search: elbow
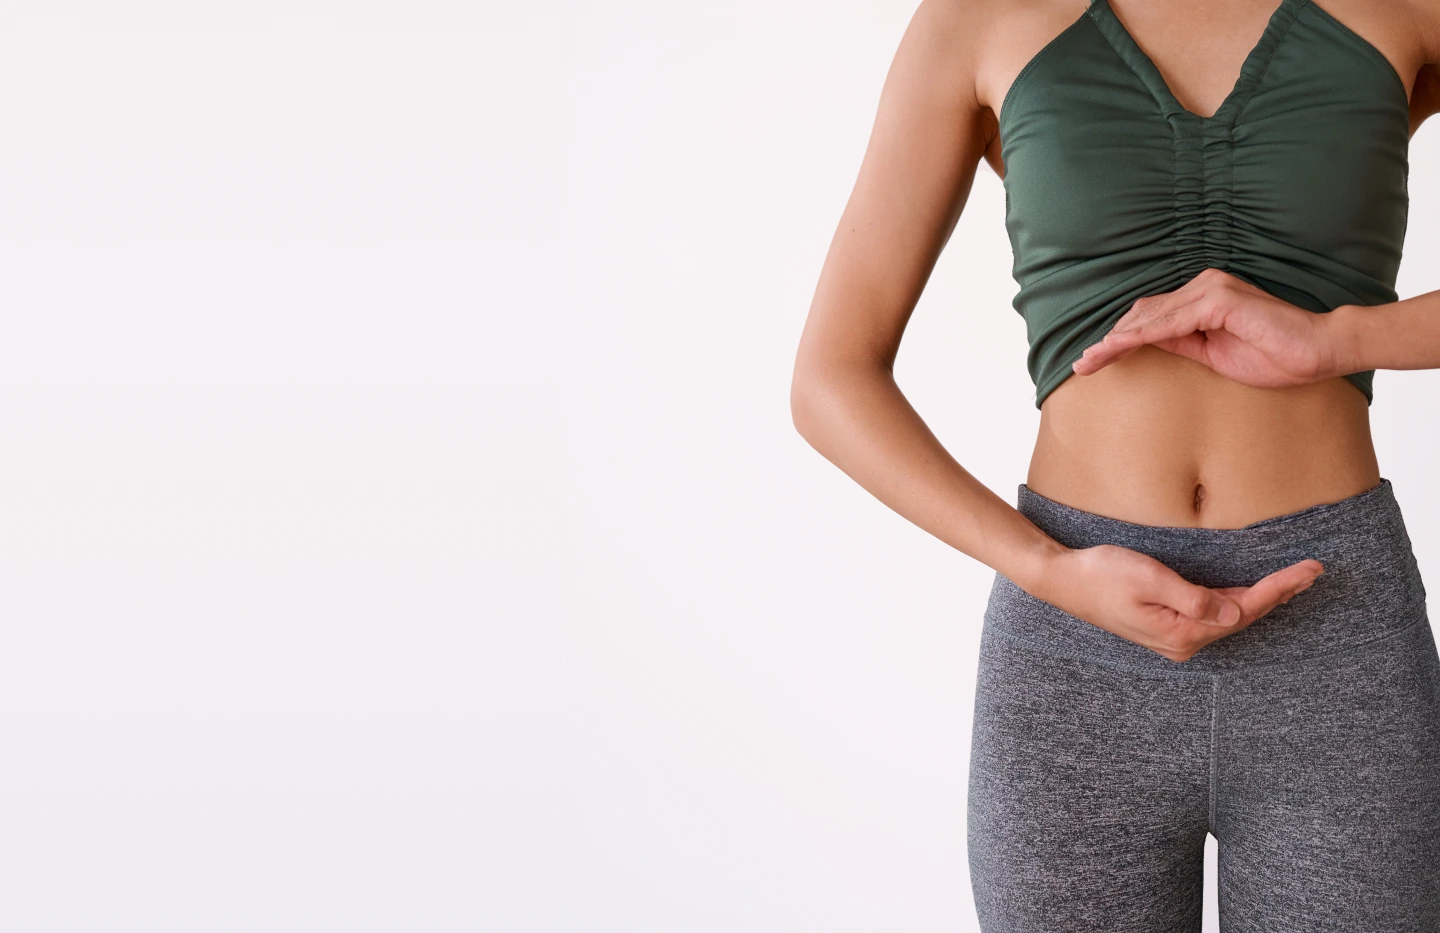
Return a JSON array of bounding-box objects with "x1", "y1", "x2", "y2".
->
[
  {"x1": 791, "y1": 339, "x2": 887, "y2": 446},
  {"x1": 790, "y1": 352, "x2": 848, "y2": 448},
  {"x1": 790, "y1": 360, "x2": 819, "y2": 442}
]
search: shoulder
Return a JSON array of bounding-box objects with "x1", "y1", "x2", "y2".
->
[
  {"x1": 874, "y1": 0, "x2": 1012, "y2": 135},
  {"x1": 1385, "y1": 0, "x2": 1440, "y2": 130},
  {"x1": 1397, "y1": 0, "x2": 1440, "y2": 63},
  {"x1": 1408, "y1": 0, "x2": 1440, "y2": 136},
  {"x1": 895, "y1": 0, "x2": 1084, "y2": 103},
  {"x1": 900, "y1": 0, "x2": 1094, "y2": 153},
  {"x1": 890, "y1": 0, "x2": 997, "y2": 90}
]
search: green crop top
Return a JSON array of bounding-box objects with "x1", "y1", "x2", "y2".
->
[{"x1": 1000, "y1": 0, "x2": 1410, "y2": 408}]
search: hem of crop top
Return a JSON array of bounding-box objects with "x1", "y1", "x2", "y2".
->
[{"x1": 1033, "y1": 349, "x2": 1376, "y2": 411}]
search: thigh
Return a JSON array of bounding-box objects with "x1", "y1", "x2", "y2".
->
[
  {"x1": 1215, "y1": 619, "x2": 1440, "y2": 932},
  {"x1": 967, "y1": 629, "x2": 1214, "y2": 933}
]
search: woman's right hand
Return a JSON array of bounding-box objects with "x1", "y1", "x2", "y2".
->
[{"x1": 1030, "y1": 544, "x2": 1324, "y2": 662}]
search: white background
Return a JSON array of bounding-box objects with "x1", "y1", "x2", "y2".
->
[{"x1": 2, "y1": 1, "x2": 1438, "y2": 930}]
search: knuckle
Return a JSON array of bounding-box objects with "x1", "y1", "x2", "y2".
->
[
  {"x1": 1170, "y1": 638, "x2": 1200, "y2": 662},
  {"x1": 1137, "y1": 561, "x2": 1166, "y2": 583},
  {"x1": 1156, "y1": 626, "x2": 1206, "y2": 661}
]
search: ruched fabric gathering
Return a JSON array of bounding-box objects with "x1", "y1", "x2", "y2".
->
[{"x1": 998, "y1": 0, "x2": 1410, "y2": 408}]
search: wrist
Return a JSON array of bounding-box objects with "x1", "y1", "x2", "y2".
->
[
  {"x1": 1323, "y1": 303, "x2": 1371, "y2": 377},
  {"x1": 1008, "y1": 536, "x2": 1071, "y2": 603}
]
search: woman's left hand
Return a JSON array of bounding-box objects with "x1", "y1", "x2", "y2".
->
[{"x1": 1070, "y1": 268, "x2": 1348, "y2": 388}]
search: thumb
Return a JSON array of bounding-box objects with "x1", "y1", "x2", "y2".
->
[
  {"x1": 1158, "y1": 575, "x2": 1240, "y2": 626},
  {"x1": 1200, "y1": 593, "x2": 1243, "y2": 627}
]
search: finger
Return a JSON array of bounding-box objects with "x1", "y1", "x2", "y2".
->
[
  {"x1": 1209, "y1": 560, "x2": 1324, "y2": 623},
  {"x1": 1110, "y1": 291, "x2": 1177, "y2": 333},
  {"x1": 1152, "y1": 332, "x2": 1213, "y2": 366},
  {"x1": 1074, "y1": 301, "x2": 1208, "y2": 374},
  {"x1": 1070, "y1": 294, "x2": 1176, "y2": 374},
  {"x1": 1151, "y1": 573, "x2": 1241, "y2": 627},
  {"x1": 1073, "y1": 331, "x2": 1144, "y2": 373},
  {"x1": 1105, "y1": 299, "x2": 1209, "y2": 353},
  {"x1": 1230, "y1": 559, "x2": 1324, "y2": 622},
  {"x1": 1073, "y1": 343, "x2": 1143, "y2": 374}
]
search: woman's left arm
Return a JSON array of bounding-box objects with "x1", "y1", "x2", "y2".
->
[
  {"x1": 1329, "y1": 291, "x2": 1440, "y2": 372},
  {"x1": 1361, "y1": 37, "x2": 1440, "y2": 373}
]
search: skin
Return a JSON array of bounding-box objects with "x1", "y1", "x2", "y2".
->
[{"x1": 790, "y1": 0, "x2": 1440, "y2": 663}]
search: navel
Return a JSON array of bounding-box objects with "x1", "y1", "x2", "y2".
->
[{"x1": 1192, "y1": 482, "x2": 1207, "y2": 515}]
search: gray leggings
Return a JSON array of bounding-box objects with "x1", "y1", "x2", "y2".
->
[{"x1": 968, "y1": 478, "x2": 1440, "y2": 932}]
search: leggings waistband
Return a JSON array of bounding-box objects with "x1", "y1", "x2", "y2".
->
[{"x1": 984, "y1": 478, "x2": 1430, "y2": 673}]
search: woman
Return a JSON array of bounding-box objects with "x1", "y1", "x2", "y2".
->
[{"x1": 790, "y1": 0, "x2": 1440, "y2": 928}]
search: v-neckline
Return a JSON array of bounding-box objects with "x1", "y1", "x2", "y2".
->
[{"x1": 1088, "y1": 0, "x2": 1305, "y2": 125}]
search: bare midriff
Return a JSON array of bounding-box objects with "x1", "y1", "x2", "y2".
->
[{"x1": 1025, "y1": 345, "x2": 1381, "y2": 529}]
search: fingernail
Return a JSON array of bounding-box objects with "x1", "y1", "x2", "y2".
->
[{"x1": 1219, "y1": 602, "x2": 1239, "y2": 625}]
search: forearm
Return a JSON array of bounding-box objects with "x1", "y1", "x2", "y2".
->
[
  {"x1": 790, "y1": 358, "x2": 1066, "y2": 594},
  {"x1": 1330, "y1": 290, "x2": 1440, "y2": 373}
]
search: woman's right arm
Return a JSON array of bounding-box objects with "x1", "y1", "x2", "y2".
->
[{"x1": 789, "y1": 0, "x2": 1320, "y2": 661}]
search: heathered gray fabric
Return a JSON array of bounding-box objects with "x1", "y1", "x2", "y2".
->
[{"x1": 967, "y1": 478, "x2": 1440, "y2": 932}]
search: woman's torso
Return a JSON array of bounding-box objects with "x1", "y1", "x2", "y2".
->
[
  {"x1": 976, "y1": 0, "x2": 1435, "y2": 528},
  {"x1": 1027, "y1": 345, "x2": 1380, "y2": 527}
]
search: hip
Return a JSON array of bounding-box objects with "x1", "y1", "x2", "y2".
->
[{"x1": 983, "y1": 476, "x2": 1433, "y2": 674}]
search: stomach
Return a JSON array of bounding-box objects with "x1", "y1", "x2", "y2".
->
[{"x1": 1025, "y1": 345, "x2": 1381, "y2": 528}]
